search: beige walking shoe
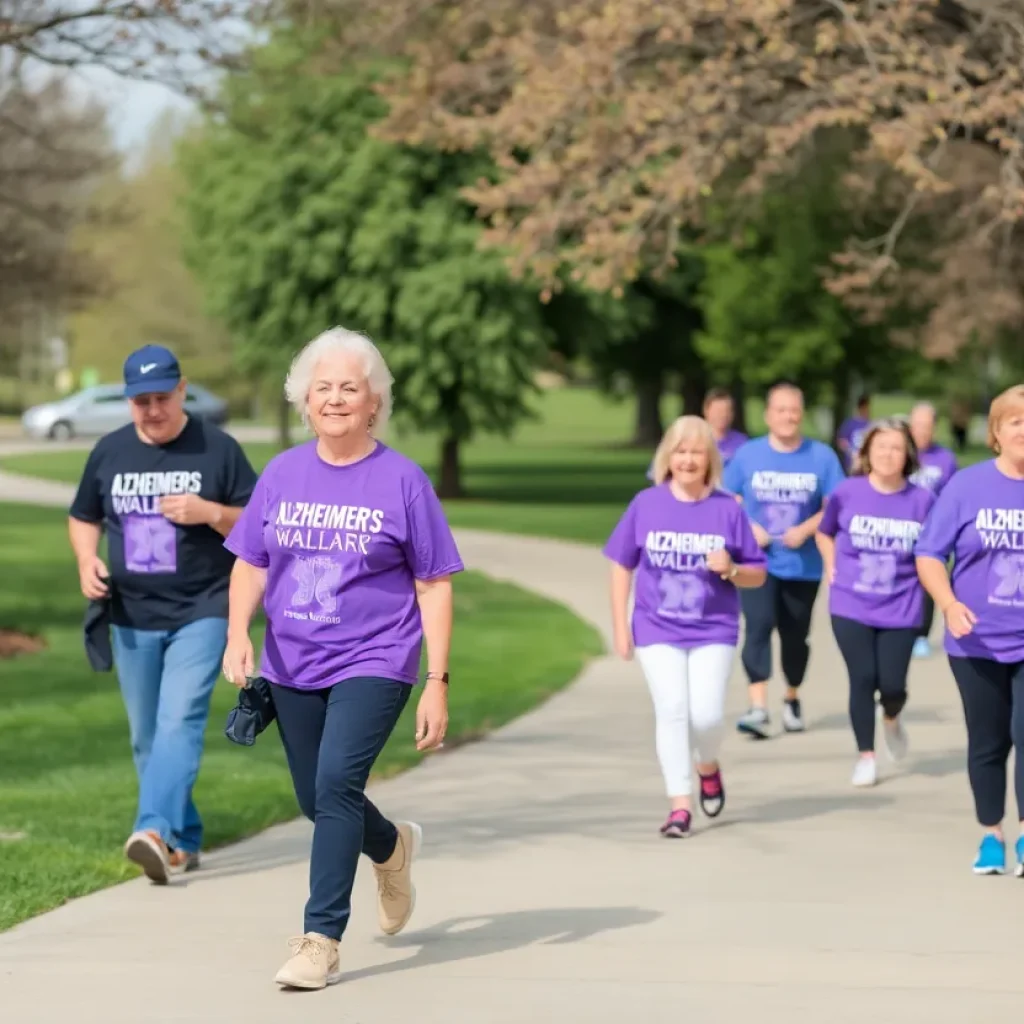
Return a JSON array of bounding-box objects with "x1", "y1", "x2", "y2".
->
[
  {"x1": 273, "y1": 933, "x2": 341, "y2": 989},
  {"x1": 124, "y1": 830, "x2": 171, "y2": 884},
  {"x1": 372, "y1": 821, "x2": 422, "y2": 936}
]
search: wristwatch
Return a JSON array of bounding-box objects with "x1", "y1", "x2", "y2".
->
[
  {"x1": 724, "y1": 565, "x2": 739, "y2": 580},
  {"x1": 425, "y1": 671, "x2": 449, "y2": 685}
]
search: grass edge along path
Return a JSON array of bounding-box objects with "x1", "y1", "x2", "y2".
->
[{"x1": 0, "y1": 502, "x2": 604, "y2": 932}]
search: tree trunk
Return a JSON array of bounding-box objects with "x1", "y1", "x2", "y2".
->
[
  {"x1": 277, "y1": 390, "x2": 291, "y2": 451},
  {"x1": 830, "y1": 364, "x2": 850, "y2": 451},
  {"x1": 632, "y1": 373, "x2": 664, "y2": 447},
  {"x1": 731, "y1": 374, "x2": 748, "y2": 434},
  {"x1": 679, "y1": 363, "x2": 708, "y2": 417},
  {"x1": 437, "y1": 435, "x2": 463, "y2": 499}
]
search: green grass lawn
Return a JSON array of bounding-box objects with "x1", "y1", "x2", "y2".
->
[
  {"x1": 0, "y1": 387, "x2": 991, "y2": 547},
  {"x1": 0, "y1": 503, "x2": 603, "y2": 931}
]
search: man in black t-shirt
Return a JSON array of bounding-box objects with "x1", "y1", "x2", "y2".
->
[{"x1": 68, "y1": 344, "x2": 258, "y2": 884}]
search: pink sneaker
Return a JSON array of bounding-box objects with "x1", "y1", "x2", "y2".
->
[
  {"x1": 698, "y1": 768, "x2": 726, "y2": 818},
  {"x1": 659, "y1": 808, "x2": 692, "y2": 838}
]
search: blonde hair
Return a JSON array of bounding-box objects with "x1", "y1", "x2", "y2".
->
[
  {"x1": 987, "y1": 385, "x2": 1024, "y2": 453},
  {"x1": 650, "y1": 415, "x2": 723, "y2": 488},
  {"x1": 284, "y1": 326, "x2": 394, "y2": 436}
]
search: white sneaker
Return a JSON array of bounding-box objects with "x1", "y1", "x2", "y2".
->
[
  {"x1": 879, "y1": 706, "x2": 909, "y2": 763},
  {"x1": 852, "y1": 757, "x2": 877, "y2": 787}
]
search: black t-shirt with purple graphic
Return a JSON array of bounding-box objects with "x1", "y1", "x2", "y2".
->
[{"x1": 70, "y1": 418, "x2": 258, "y2": 630}]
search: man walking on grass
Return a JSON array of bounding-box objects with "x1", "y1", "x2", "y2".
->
[{"x1": 68, "y1": 344, "x2": 258, "y2": 883}]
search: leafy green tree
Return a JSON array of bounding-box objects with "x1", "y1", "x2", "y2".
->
[{"x1": 178, "y1": 43, "x2": 551, "y2": 495}]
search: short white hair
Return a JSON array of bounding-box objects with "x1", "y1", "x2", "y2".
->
[
  {"x1": 910, "y1": 401, "x2": 936, "y2": 422},
  {"x1": 284, "y1": 326, "x2": 394, "y2": 435}
]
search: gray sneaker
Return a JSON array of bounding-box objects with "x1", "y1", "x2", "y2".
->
[
  {"x1": 782, "y1": 699, "x2": 805, "y2": 733},
  {"x1": 737, "y1": 706, "x2": 771, "y2": 739},
  {"x1": 878, "y1": 705, "x2": 908, "y2": 762}
]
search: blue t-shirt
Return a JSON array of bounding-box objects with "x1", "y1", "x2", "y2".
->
[
  {"x1": 69, "y1": 418, "x2": 259, "y2": 630},
  {"x1": 723, "y1": 436, "x2": 846, "y2": 580}
]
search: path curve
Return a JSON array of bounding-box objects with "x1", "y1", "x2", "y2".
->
[{"x1": 0, "y1": 475, "x2": 1021, "y2": 1022}]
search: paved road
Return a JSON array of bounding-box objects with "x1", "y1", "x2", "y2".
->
[{"x1": 0, "y1": 484, "x2": 1020, "y2": 1021}]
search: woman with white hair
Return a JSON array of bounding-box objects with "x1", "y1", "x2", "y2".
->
[
  {"x1": 605, "y1": 416, "x2": 767, "y2": 838},
  {"x1": 222, "y1": 327, "x2": 463, "y2": 988}
]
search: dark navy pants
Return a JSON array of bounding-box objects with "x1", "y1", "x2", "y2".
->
[
  {"x1": 271, "y1": 676, "x2": 411, "y2": 940},
  {"x1": 739, "y1": 574, "x2": 820, "y2": 688}
]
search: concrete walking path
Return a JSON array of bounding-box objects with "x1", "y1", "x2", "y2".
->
[{"x1": 0, "y1": 477, "x2": 1021, "y2": 1022}]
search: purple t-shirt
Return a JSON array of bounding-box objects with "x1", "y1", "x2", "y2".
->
[
  {"x1": 909, "y1": 444, "x2": 958, "y2": 496},
  {"x1": 603, "y1": 485, "x2": 766, "y2": 649},
  {"x1": 224, "y1": 441, "x2": 465, "y2": 689},
  {"x1": 818, "y1": 476, "x2": 935, "y2": 629},
  {"x1": 837, "y1": 416, "x2": 870, "y2": 470},
  {"x1": 915, "y1": 460, "x2": 1024, "y2": 664}
]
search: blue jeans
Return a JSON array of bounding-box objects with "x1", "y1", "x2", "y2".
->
[
  {"x1": 271, "y1": 677, "x2": 411, "y2": 940},
  {"x1": 111, "y1": 617, "x2": 227, "y2": 853}
]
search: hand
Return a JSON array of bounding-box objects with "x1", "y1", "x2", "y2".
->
[
  {"x1": 222, "y1": 633, "x2": 255, "y2": 688},
  {"x1": 159, "y1": 494, "x2": 217, "y2": 527},
  {"x1": 706, "y1": 549, "x2": 734, "y2": 578},
  {"x1": 415, "y1": 679, "x2": 448, "y2": 751},
  {"x1": 943, "y1": 601, "x2": 977, "y2": 639},
  {"x1": 613, "y1": 627, "x2": 633, "y2": 660},
  {"x1": 78, "y1": 555, "x2": 109, "y2": 600},
  {"x1": 751, "y1": 523, "x2": 772, "y2": 548},
  {"x1": 781, "y1": 525, "x2": 806, "y2": 549}
]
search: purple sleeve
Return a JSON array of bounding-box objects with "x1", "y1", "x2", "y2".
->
[
  {"x1": 404, "y1": 484, "x2": 465, "y2": 580},
  {"x1": 818, "y1": 485, "x2": 842, "y2": 536},
  {"x1": 223, "y1": 471, "x2": 271, "y2": 568},
  {"x1": 734, "y1": 507, "x2": 767, "y2": 567},
  {"x1": 915, "y1": 482, "x2": 960, "y2": 560},
  {"x1": 603, "y1": 499, "x2": 642, "y2": 569}
]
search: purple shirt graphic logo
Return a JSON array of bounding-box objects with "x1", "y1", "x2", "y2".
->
[
  {"x1": 289, "y1": 556, "x2": 343, "y2": 616},
  {"x1": 657, "y1": 571, "x2": 706, "y2": 621},
  {"x1": 988, "y1": 552, "x2": 1024, "y2": 604},
  {"x1": 764, "y1": 503, "x2": 801, "y2": 536},
  {"x1": 855, "y1": 551, "x2": 897, "y2": 595},
  {"x1": 123, "y1": 514, "x2": 177, "y2": 574}
]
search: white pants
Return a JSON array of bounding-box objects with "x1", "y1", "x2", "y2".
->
[{"x1": 635, "y1": 643, "x2": 735, "y2": 797}]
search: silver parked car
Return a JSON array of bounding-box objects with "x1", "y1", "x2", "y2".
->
[{"x1": 20, "y1": 383, "x2": 229, "y2": 440}]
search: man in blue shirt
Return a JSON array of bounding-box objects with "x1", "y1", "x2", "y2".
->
[
  {"x1": 68, "y1": 345, "x2": 258, "y2": 883},
  {"x1": 723, "y1": 382, "x2": 845, "y2": 737}
]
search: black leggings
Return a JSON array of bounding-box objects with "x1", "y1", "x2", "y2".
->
[
  {"x1": 949, "y1": 656, "x2": 1024, "y2": 827},
  {"x1": 831, "y1": 616, "x2": 915, "y2": 752},
  {"x1": 919, "y1": 591, "x2": 935, "y2": 640},
  {"x1": 740, "y1": 575, "x2": 820, "y2": 688}
]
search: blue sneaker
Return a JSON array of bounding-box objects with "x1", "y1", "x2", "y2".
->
[
  {"x1": 912, "y1": 637, "x2": 932, "y2": 659},
  {"x1": 973, "y1": 834, "x2": 1006, "y2": 875},
  {"x1": 1016, "y1": 836, "x2": 1024, "y2": 878}
]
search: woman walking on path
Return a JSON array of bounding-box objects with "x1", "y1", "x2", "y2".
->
[
  {"x1": 222, "y1": 327, "x2": 463, "y2": 988},
  {"x1": 815, "y1": 419, "x2": 935, "y2": 787},
  {"x1": 723, "y1": 382, "x2": 846, "y2": 737},
  {"x1": 915, "y1": 385, "x2": 1024, "y2": 876},
  {"x1": 605, "y1": 416, "x2": 766, "y2": 838}
]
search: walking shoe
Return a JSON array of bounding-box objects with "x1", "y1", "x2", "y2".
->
[
  {"x1": 972, "y1": 834, "x2": 1006, "y2": 875},
  {"x1": 737, "y1": 707, "x2": 771, "y2": 739},
  {"x1": 782, "y1": 698, "x2": 805, "y2": 733},
  {"x1": 169, "y1": 849, "x2": 201, "y2": 876},
  {"x1": 912, "y1": 637, "x2": 932, "y2": 659},
  {"x1": 1016, "y1": 836, "x2": 1024, "y2": 878},
  {"x1": 373, "y1": 821, "x2": 422, "y2": 936},
  {"x1": 878, "y1": 705, "x2": 908, "y2": 763},
  {"x1": 274, "y1": 933, "x2": 341, "y2": 989},
  {"x1": 124, "y1": 830, "x2": 172, "y2": 885},
  {"x1": 659, "y1": 809, "x2": 692, "y2": 838},
  {"x1": 697, "y1": 768, "x2": 725, "y2": 818},
  {"x1": 851, "y1": 756, "x2": 877, "y2": 787}
]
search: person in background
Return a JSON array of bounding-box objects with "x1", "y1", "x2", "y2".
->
[
  {"x1": 816, "y1": 418, "x2": 934, "y2": 787},
  {"x1": 606, "y1": 416, "x2": 766, "y2": 838},
  {"x1": 907, "y1": 401, "x2": 959, "y2": 658},
  {"x1": 645, "y1": 387, "x2": 747, "y2": 482},
  {"x1": 723, "y1": 382, "x2": 845, "y2": 738},
  {"x1": 949, "y1": 397, "x2": 971, "y2": 453},
  {"x1": 222, "y1": 326, "x2": 462, "y2": 989},
  {"x1": 837, "y1": 393, "x2": 872, "y2": 471},
  {"x1": 68, "y1": 344, "x2": 258, "y2": 882},
  {"x1": 915, "y1": 384, "x2": 1024, "y2": 877}
]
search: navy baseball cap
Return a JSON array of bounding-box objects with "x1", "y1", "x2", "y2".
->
[{"x1": 123, "y1": 344, "x2": 181, "y2": 398}]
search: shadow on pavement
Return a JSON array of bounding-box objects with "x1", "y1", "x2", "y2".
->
[{"x1": 336, "y1": 906, "x2": 662, "y2": 985}]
